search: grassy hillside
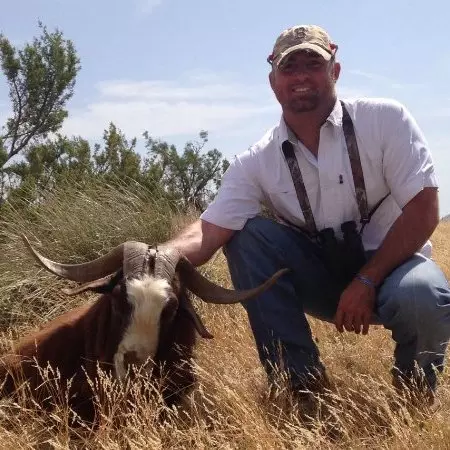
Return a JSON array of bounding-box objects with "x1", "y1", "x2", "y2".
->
[{"x1": 0, "y1": 182, "x2": 449, "y2": 449}]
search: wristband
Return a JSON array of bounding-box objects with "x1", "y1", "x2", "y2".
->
[{"x1": 355, "y1": 274, "x2": 377, "y2": 289}]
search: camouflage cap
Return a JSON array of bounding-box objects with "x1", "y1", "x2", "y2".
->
[{"x1": 268, "y1": 25, "x2": 337, "y2": 68}]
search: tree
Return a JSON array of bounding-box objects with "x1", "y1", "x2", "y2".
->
[
  {"x1": 93, "y1": 123, "x2": 141, "y2": 181},
  {"x1": 143, "y1": 130, "x2": 229, "y2": 211},
  {"x1": 0, "y1": 23, "x2": 80, "y2": 198},
  {"x1": 4, "y1": 135, "x2": 92, "y2": 204}
]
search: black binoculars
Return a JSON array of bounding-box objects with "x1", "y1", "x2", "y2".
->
[{"x1": 316, "y1": 220, "x2": 366, "y2": 289}]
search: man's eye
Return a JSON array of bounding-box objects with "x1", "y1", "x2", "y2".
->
[
  {"x1": 307, "y1": 61, "x2": 322, "y2": 69},
  {"x1": 281, "y1": 63, "x2": 295, "y2": 72}
]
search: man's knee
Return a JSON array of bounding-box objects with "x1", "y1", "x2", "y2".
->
[{"x1": 378, "y1": 271, "x2": 450, "y2": 327}]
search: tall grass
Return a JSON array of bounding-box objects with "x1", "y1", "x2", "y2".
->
[{"x1": 0, "y1": 181, "x2": 448, "y2": 449}]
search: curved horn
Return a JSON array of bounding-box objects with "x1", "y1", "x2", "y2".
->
[
  {"x1": 62, "y1": 271, "x2": 122, "y2": 296},
  {"x1": 179, "y1": 298, "x2": 214, "y2": 339},
  {"x1": 22, "y1": 234, "x2": 125, "y2": 283},
  {"x1": 154, "y1": 247, "x2": 182, "y2": 282},
  {"x1": 177, "y1": 257, "x2": 290, "y2": 304}
]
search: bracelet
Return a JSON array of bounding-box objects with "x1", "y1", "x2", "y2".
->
[{"x1": 355, "y1": 274, "x2": 377, "y2": 289}]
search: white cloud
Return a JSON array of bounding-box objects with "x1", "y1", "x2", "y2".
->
[
  {"x1": 337, "y1": 85, "x2": 373, "y2": 99},
  {"x1": 348, "y1": 70, "x2": 394, "y2": 83},
  {"x1": 425, "y1": 107, "x2": 450, "y2": 119},
  {"x1": 62, "y1": 74, "x2": 276, "y2": 140},
  {"x1": 135, "y1": 0, "x2": 163, "y2": 14},
  {"x1": 64, "y1": 100, "x2": 275, "y2": 139},
  {"x1": 348, "y1": 69, "x2": 425, "y2": 90},
  {"x1": 97, "y1": 79, "x2": 268, "y2": 102}
]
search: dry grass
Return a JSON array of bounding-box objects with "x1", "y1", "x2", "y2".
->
[{"x1": 0, "y1": 182, "x2": 449, "y2": 449}]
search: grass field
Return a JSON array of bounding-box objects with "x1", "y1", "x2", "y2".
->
[{"x1": 0, "y1": 181, "x2": 449, "y2": 449}]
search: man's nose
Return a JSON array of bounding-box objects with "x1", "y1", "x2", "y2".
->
[{"x1": 290, "y1": 69, "x2": 310, "y2": 81}]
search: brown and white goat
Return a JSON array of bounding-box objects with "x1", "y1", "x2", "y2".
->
[{"x1": 0, "y1": 237, "x2": 287, "y2": 423}]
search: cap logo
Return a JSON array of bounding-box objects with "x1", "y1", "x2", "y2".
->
[{"x1": 294, "y1": 28, "x2": 307, "y2": 40}]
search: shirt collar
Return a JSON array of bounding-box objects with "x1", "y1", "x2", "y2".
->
[
  {"x1": 327, "y1": 98, "x2": 343, "y2": 126},
  {"x1": 278, "y1": 98, "x2": 343, "y2": 145}
]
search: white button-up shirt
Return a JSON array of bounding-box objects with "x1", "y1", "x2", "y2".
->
[{"x1": 201, "y1": 98, "x2": 438, "y2": 256}]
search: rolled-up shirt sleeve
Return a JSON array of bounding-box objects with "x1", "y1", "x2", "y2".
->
[
  {"x1": 381, "y1": 100, "x2": 438, "y2": 208},
  {"x1": 200, "y1": 153, "x2": 262, "y2": 230}
]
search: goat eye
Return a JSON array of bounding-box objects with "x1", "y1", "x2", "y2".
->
[{"x1": 161, "y1": 296, "x2": 178, "y2": 323}]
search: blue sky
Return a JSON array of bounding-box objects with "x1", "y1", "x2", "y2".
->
[{"x1": 1, "y1": 0, "x2": 450, "y2": 214}]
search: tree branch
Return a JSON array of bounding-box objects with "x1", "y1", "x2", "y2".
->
[
  {"x1": 7, "y1": 75, "x2": 55, "y2": 160},
  {"x1": 7, "y1": 75, "x2": 24, "y2": 159}
]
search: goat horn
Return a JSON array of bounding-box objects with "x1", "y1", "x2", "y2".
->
[
  {"x1": 177, "y1": 257, "x2": 290, "y2": 304},
  {"x1": 154, "y1": 246, "x2": 182, "y2": 282},
  {"x1": 22, "y1": 234, "x2": 125, "y2": 282},
  {"x1": 179, "y1": 299, "x2": 214, "y2": 339},
  {"x1": 62, "y1": 271, "x2": 122, "y2": 295}
]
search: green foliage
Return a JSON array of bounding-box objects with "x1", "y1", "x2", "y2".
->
[
  {"x1": 1, "y1": 125, "x2": 229, "y2": 214},
  {"x1": 4, "y1": 135, "x2": 92, "y2": 204},
  {"x1": 144, "y1": 130, "x2": 228, "y2": 211},
  {"x1": 0, "y1": 140, "x2": 6, "y2": 167},
  {"x1": 4, "y1": 124, "x2": 144, "y2": 204},
  {"x1": 0, "y1": 22, "x2": 80, "y2": 166},
  {"x1": 93, "y1": 122, "x2": 141, "y2": 181}
]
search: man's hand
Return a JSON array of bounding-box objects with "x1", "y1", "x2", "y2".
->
[
  {"x1": 333, "y1": 187, "x2": 439, "y2": 336},
  {"x1": 334, "y1": 279, "x2": 376, "y2": 335}
]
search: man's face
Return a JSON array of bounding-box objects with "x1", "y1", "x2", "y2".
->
[{"x1": 269, "y1": 50, "x2": 340, "y2": 114}]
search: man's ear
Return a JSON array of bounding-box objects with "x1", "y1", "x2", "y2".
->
[
  {"x1": 333, "y1": 61, "x2": 341, "y2": 81},
  {"x1": 269, "y1": 70, "x2": 275, "y2": 90}
]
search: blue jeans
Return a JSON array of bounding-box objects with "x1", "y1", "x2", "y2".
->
[{"x1": 224, "y1": 217, "x2": 450, "y2": 390}]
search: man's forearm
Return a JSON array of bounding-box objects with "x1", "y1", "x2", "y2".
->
[
  {"x1": 165, "y1": 219, "x2": 235, "y2": 267},
  {"x1": 359, "y1": 187, "x2": 439, "y2": 286}
]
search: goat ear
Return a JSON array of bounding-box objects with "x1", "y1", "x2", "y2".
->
[
  {"x1": 62, "y1": 270, "x2": 123, "y2": 295},
  {"x1": 179, "y1": 294, "x2": 214, "y2": 339}
]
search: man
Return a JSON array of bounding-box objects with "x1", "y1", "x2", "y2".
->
[{"x1": 165, "y1": 25, "x2": 450, "y2": 402}]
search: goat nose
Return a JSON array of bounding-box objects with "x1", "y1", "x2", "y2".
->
[
  {"x1": 123, "y1": 351, "x2": 156, "y2": 374},
  {"x1": 124, "y1": 350, "x2": 140, "y2": 369}
]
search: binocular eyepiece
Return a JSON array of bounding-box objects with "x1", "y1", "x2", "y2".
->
[
  {"x1": 318, "y1": 221, "x2": 359, "y2": 244},
  {"x1": 316, "y1": 220, "x2": 366, "y2": 288},
  {"x1": 341, "y1": 220, "x2": 357, "y2": 235}
]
